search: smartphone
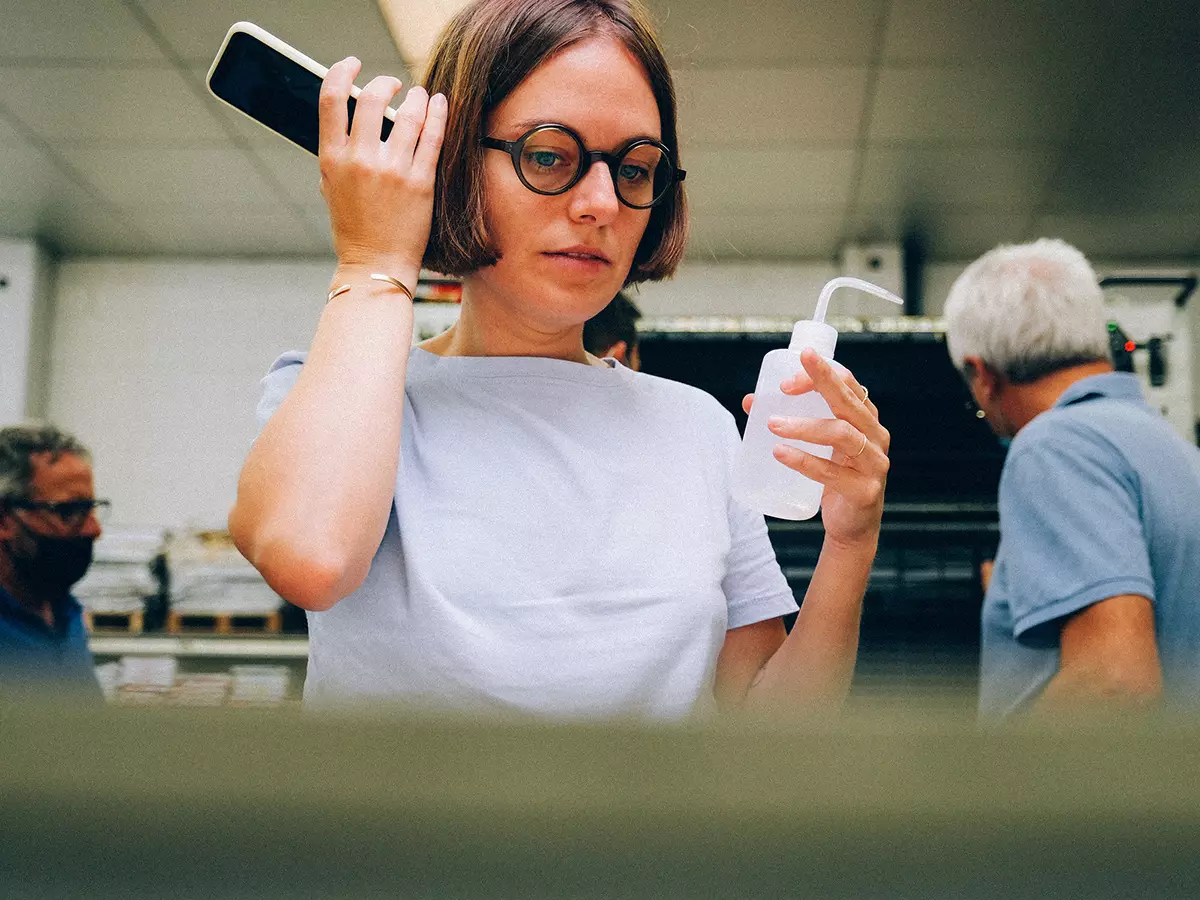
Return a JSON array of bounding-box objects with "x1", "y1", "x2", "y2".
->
[{"x1": 207, "y1": 21, "x2": 396, "y2": 155}]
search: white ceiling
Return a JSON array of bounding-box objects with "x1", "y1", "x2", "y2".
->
[{"x1": 1, "y1": 0, "x2": 1198, "y2": 262}]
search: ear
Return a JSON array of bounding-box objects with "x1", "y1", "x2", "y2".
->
[
  {"x1": 604, "y1": 340, "x2": 628, "y2": 363},
  {"x1": 962, "y1": 356, "x2": 1000, "y2": 403}
]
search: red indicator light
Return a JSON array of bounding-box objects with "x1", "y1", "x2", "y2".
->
[{"x1": 1124, "y1": 341, "x2": 1137, "y2": 353}]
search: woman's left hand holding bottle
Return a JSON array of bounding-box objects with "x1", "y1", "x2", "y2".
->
[{"x1": 318, "y1": 57, "x2": 448, "y2": 288}]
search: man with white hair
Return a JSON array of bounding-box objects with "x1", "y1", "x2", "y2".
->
[{"x1": 944, "y1": 238, "x2": 1200, "y2": 720}]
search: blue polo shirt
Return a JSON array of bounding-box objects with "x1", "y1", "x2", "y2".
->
[
  {"x1": 0, "y1": 585, "x2": 102, "y2": 701},
  {"x1": 979, "y1": 372, "x2": 1200, "y2": 720}
]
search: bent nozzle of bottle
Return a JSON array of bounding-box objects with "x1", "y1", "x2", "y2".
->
[{"x1": 789, "y1": 276, "x2": 906, "y2": 355}]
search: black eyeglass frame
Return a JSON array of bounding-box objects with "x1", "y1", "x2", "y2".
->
[
  {"x1": 480, "y1": 124, "x2": 686, "y2": 210},
  {"x1": 5, "y1": 498, "x2": 112, "y2": 527}
]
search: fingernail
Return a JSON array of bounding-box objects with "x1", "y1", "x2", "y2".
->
[
  {"x1": 431, "y1": 92, "x2": 447, "y2": 109},
  {"x1": 767, "y1": 416, "x2": 786, "y2": 430}
]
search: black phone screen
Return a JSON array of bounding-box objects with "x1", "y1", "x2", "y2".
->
[{"x1": 208, "y1": 30, "x2": 392, "y2": 155}]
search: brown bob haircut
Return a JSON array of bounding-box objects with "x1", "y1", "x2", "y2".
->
[{"x1": 421, "y1": 0, "x2": 689, "y2": 285}]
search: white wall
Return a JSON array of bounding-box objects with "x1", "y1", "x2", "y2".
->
[
  {"x1": 48, "y1": 259, "x2": 331, "y2": 529},
  {"x1": 0, "y1": 238, "x2": 54, "y2": 424},
  {"x1": 633, "y1": 260, "x2": 906, "y2": 319},
  {"x1": 42, "y1": 253, "x2": 1199, "y2": 530}
]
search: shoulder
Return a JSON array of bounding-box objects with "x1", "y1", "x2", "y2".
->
[
  {"x1": 1010, "y1": 399, "x2": 1136, "y2": 468},
  {"x1": 623, "y1": 370, "x2": 741, "y2": 448},
  {"x1": 1001, "y1": 403, "x2": 1140, "y2": 506},
  {"x1": 626, "y1": 369, "x2": 735, "y2": 426}
]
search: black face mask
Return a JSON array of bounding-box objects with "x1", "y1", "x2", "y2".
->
[{"x1": 8, "y1": 522, "x2": 96, "y2": 596}]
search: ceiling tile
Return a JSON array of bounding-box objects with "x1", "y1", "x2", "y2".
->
[
  {"x1": 0, "y1": 66, "x2": 229, "y2": 143},
  {"x1": 1041, "y1": 141, "x2": 1200, "y2": 215},
  {"x1": 676, "y1": 67, "x2": 869, "y2": 147},
  {"x1": 654, "y1": 0, "x2": 885, "y2": 65},
  {"x1": 0, "y1": 145, "x2": 144, "y2": 253},
  {"x1": 58, "y1": 147, "x2": 282, "y2": 207},
  {"x1": 1032, "y1": 212, "x2": 1200, "y2": 261},
  {"x1": 138, "y1": 0, "x2": 407, "y2": 67},
  {"x1": 683, "y1": 148, "x2": 858, "y2": 209},
  {"x1": 114, "y1": 207, "x2": 329, "y2": 256},
  {"x1": 882, "y1": 0, "x2": 1111, "y2": 63},
  {"x1": 853, "y1": 144, "x2": 1058, "y2": 210},
  {"x1": 867, "y1": 65, "x2": 1079, "y2": 143},
  {"x1": 0, "y1": 0, "x2": 164, "y2": 62},
  {"x1": 250, "y1": 144, "x2": 324, "y2": 205},
  {"x1": 686, "y1": 209, "x2": 844, "y2": 260},
  {"x1": 848, "y1": 206, "x2": 1034, "y2": 260},
  {"x1": 0, "y1": 145, "x2": 99, "y2": 226},
  {"x1": 36, "y1": 202, "x2": 154, "y2": 256}
]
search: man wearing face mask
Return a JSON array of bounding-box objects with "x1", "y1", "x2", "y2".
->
[
  {"x1": 0, "y1": 424, "x2": 106, "y2": 700},
  {"x1": 944, "y1": 239, "x2": 1200, "y2": 721}
]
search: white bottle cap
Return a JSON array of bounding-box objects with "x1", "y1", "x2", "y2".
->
[{"x1": 789, "y1": 319, "x2": 838, "y2": 357}]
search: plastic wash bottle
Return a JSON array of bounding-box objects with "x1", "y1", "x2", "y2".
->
[{"x1": 731, "y1": 276, "x2": 905, "y2": 520}]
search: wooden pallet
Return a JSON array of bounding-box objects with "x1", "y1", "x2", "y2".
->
[
  {"x1": 165, "y1": 611, "x2": 283, "y2": 635},
  {"x1": 84, "y1": 610, "x2": 144, "y2": 634}
]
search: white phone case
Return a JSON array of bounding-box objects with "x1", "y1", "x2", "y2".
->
[{"x1": 206, "y1": 21, "x2": 399, "y2": 141}]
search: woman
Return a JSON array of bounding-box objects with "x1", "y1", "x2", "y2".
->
[{"x1": 229, "y1": 0, "x2": 890, "y2": 717}]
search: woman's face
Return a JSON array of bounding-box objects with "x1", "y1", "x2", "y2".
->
[{"x1": 476, "y1": 35, "x2": 661, "y2": 331}]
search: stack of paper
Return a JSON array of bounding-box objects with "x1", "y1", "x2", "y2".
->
[
  {"x1": 73, "y1": 527, "x2": 163, "y2": 615},
  {"x1": 168, "y1": 674, "x2": 233, "y2": 707},
  {"x1": 228, "y1": 665, "x2": 291, "y2": 707},
  {"x1": 113, "y1": 655, "x2": 177, "y2": 706},
  {"x1": 168, "y1": 531, "x2": 282, "y2": 616}
]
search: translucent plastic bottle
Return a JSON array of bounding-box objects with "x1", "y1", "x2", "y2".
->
[{"x1": 732, "y1": 277, "x2": 904, "y2": 520}]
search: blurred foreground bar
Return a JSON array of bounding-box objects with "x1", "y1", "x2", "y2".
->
[{"x1": 3, "y1": 698, "x2": 1200, "y2": 899}]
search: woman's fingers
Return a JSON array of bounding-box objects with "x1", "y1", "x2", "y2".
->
[
  {"x1": 766, "y1": 415, "x2": 882, "y2": 469},
  {"x1": 318, "y1": 57, "x2": 362, "y2": 154},
  {"x1": 350, "y1": 75, "x2": 404, "y2": 148},
  {"x1": 798, "y1": 350, "x2": 889, "y2": 450},
  {"x1": 770, "y1": 444, "x2": 885, "y2": 508},
  {"x1": 384, "y1": 85, "x2": 428, "y2": 152},
  {"x1": 408, "y1": 92, "x2": 448, "y2": 180},
  {"x1": 742, "y1": 393, "x2": 754, "y2": 415}
]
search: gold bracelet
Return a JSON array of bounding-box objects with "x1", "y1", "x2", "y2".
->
[{"x1": 326, "y1": 273, "x2": 415, "y2": 304}]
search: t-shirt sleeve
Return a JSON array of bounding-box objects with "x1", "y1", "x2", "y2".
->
[
  {"x1": 255, "y1": 351, "x2": 307, "y2": 432},
  {"x1": 999, "y1": 422, "x2": 1154, "y2": 644},
  {"x1": 711, "y1": 406, "x2": 799, "y2": 629}
]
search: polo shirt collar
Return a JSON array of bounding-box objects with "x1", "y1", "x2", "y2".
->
[
  {"x1": 1054, "y1": 371, "x2": 1145, "y2": 409},
  {"x1": 0, "y1": 581, "x2": 82, "y2": 634}
]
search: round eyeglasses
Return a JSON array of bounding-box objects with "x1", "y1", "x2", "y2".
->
[{"x1": 480, "y1": 124, "x2": 686, "y2": 210}]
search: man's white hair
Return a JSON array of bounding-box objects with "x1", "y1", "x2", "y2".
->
[{"x1": 944, "y1": 238, "x2": 1110, "y2": 383}]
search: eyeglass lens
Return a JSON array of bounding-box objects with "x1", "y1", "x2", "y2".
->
[{"x1": 519, "y1": 127, "x2": 671, "y2": 207}]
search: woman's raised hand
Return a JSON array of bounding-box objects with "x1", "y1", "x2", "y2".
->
[{"x1": 318, "y1": 58, "x2": 448, "y2": 277}]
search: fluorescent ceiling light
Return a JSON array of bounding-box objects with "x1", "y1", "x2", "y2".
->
[{"x1": 378, "y1": 0, "x2": 472, "y2": 74}]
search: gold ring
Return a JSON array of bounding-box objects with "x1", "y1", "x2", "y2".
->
[{"x1": 850, "y1": 432, "x2": 869, "y2": 459}]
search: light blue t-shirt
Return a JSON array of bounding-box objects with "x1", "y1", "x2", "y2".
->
[
  {"x1": 979, "y1": 372, "x2": 1200, "y2": 720},
  {"x1": 257, "y1": 347, "x2": 797, "y2": 718}
]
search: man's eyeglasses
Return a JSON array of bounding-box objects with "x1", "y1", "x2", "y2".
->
[
  {"x1": 6, "y1": 499, "x2": 111, "y2": 528},
  {"x1": 480, "y1": 124, "x2": 685, "y2": 210}
]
